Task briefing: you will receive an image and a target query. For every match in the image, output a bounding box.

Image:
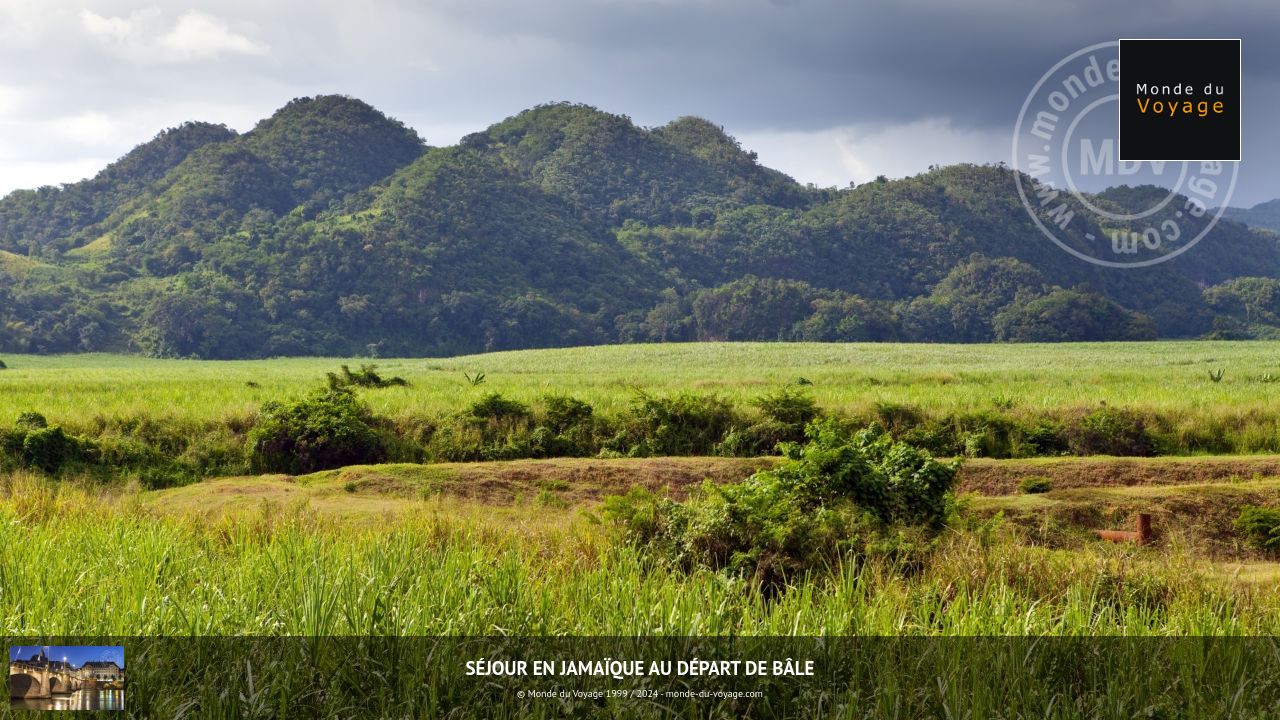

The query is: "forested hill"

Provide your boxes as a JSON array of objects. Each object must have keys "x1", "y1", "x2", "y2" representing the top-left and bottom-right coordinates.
[
  {"x1": 1223, "y1": 199, "x2": 1280, "y2": 234},
  {"x1": 2, "y1": 95, "x2": 1280, "y2": 358}
]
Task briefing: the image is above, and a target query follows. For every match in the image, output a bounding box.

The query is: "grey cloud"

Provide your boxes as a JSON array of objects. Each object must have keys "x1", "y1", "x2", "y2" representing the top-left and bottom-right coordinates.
[{"x1": 0, "y1": 0, "x2": 1276, "y2": 203}]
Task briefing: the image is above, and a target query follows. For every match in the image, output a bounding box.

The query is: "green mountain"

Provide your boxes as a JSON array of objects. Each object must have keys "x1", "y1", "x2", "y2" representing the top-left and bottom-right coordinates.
[
  {"x1": 1222, "y1": 199, "x2": 1280, "y2": 234},
  {"x1": 2, "y1": 97, "x2": 1279, "y2": 357},
  {"x1": 0, "y1": 121, "x2": 236, "y2": 255}
]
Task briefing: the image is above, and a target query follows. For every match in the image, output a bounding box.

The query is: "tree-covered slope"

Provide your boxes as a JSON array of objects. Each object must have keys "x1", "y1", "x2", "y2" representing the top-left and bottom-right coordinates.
[
  {"x1": 0, "y1": 122, "x2": 237, "y2": 255},
  {"x1": 465, "y1": 103, "x2": 815, "y2": 225},
  {"x1": 2, "y1": 96, "x2": 1279, "y2": 357},
  {"x1": 1222, "y1": 199, "x2": 1280, "y2": 234}
]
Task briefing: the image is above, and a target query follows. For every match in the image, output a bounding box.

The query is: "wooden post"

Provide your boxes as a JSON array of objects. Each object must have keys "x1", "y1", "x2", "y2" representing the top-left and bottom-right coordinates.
[
  {"x1": 1097, "y1": 513, "x2": 1154, "y2": 545},
  {"x1": 1135, "y1": 513, "x2": 1152, "y2": 545}
]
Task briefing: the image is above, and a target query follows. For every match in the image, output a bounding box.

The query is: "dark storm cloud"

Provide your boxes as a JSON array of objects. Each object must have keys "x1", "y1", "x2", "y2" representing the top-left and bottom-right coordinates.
[
  {"x1": 0, "y1": 0, "x2": 1276, "y2": 203},
  {"x1": 407, "y1": 0, "x2": 1280, "y2": 130}
]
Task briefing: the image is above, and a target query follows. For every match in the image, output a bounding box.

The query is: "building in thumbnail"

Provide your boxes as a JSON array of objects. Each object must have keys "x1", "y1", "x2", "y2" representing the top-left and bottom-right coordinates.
[{"x1": 80, "y1": 661, "x2": 123, "y2": 683}]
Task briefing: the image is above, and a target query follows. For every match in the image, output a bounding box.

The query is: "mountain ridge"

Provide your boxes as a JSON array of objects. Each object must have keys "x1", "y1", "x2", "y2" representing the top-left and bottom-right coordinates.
[
  {"x1": 1, "y1": 95, "x2": 1278, "y2": 357},
  {"x1": 1222, "y1": 198, "x2": 1280, "y2": 234}
]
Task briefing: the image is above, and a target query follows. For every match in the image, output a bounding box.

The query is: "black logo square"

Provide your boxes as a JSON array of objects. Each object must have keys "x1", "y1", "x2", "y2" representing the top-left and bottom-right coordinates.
[{"x1": 1119, "y1": 39, "x2": 1240, "y2": 161}]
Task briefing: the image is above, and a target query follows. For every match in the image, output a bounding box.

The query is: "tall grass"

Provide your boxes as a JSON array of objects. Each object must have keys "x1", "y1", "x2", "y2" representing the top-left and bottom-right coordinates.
[{"x1": 2, "y1": 474, "x2": 1276, "y2": 638}]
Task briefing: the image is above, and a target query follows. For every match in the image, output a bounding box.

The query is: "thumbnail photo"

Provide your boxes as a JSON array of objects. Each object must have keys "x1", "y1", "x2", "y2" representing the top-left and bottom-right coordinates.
[{"x1": 9, "y1": 646, "x2": 125, "y2": 712}]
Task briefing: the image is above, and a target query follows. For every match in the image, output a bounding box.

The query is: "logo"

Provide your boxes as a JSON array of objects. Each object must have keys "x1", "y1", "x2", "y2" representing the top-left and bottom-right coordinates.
[{"x1": 1012, "y1": 41, "x2": 1238, "y2": 268}]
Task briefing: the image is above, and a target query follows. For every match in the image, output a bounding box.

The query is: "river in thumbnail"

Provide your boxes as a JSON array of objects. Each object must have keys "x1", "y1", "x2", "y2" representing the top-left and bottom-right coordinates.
[{"x1": 10, "y1": 689, "x2": 125, "y2": 711}]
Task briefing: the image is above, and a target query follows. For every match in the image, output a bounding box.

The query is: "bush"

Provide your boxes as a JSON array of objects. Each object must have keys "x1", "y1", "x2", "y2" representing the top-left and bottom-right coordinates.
[
  {"x1": 604, "y1": 420, "x2": 959, "y2": 592},
  {"x1": 1064, "y1": 406, "x2": 1155, "y2": 456},
  {"x1": 872, "y1": 402, "x2": 925, "y2": 434},
  {"x1": 1019, "y1": 476, "x2": 1053, "y2": 494},
  {"x1": 752, "y1": 387, "x2": 819, "y2": 428},
  {"x1": 718, "y1": 387, "x2": 822, "y2": 455},
  {"x1": 1234, "y1": 506, "x2": 1280, "y2": 555},
  {"x1": 468, "y1": 393, "x2": 531, "y2": 422},
  {"x1": 249, "y1": 389, "x2": 390, "y2": 474},
  {"x1": 542, "y1": 395, "x2": 593, "y2": 433},
  {"x1": 716, "y1": 419, "x2": 796, "y2": 457},
  {"x1": 16, "y1": 411, "x2": 48, "y2": 430},
  {"x1": 21, "y1": 425, "x2": 95, "y2": 474},
  {"x1": 608, "y1": 392, "x2": 740, "y2": 457},
  {"x1": 326, "y1": 364, "x2": 408, "y2": 390},
  {"x1": 0, "y1": 359, "x2": 7, "y2": 369},
  {"x1": 1, "y1": 412, "x2": 96, "y2": 474},
  {"x1": 1017, "y1": 418, "x2": 1068, "y2": 456},
  {"x1": 952, "y1": 411, "x2": 1018, "y2": 458}
]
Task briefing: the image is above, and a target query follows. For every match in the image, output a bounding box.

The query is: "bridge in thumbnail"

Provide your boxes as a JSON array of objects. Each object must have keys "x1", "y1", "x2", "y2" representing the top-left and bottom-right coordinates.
[{"x1": 9, "y1": 648, "x2": 124, "y2": 700}]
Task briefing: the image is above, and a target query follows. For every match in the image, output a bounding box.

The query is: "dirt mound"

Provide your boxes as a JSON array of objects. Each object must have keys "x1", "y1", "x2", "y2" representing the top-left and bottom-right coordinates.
[{"x1": 958, "y1": 456, "x2": 1280, "y2": 495}]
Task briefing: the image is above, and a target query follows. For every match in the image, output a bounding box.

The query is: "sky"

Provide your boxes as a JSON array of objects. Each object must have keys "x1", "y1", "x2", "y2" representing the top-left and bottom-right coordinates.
[
  {"x1": 0, "y1": 0, "x2": 1277, "y2": 206},
  {"x1": 9, "y1": 645, "x2": 125, "y2": 669}
]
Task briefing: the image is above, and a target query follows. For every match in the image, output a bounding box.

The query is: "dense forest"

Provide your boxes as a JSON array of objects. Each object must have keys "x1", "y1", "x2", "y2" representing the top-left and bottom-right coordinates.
[{"x1": 2, "y1": 95, "x2": 1280, "y2": 358}]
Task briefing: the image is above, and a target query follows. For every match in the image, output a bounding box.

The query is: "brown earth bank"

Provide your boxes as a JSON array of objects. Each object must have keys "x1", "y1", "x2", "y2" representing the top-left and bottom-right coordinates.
[
  {"x1": 142, "y1": 454, "x2": 1280, "y2": 562},
  {"x1": 317, "y1": 454, "x2": 1280, "y2": 501},
  {"x1": 155, "y1": 454, "x2": 1280, "y2": 512},
  {"x1": 957, "y1": 455, "x2": 1280, "y2": 495}
]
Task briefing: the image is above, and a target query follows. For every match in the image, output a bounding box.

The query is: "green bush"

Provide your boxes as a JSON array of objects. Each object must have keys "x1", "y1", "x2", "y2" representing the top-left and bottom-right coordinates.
[
  {"x1": 249, "y1": 389, "x2": 390, "y2": 474},
  {"x1": 718, "y1": 387, "x2": 822, "y2": 455},
  {"x1": 542, "y1": 395, "x2": 593, "y2": 433},
  {"x1": 872, "y1": 402, "x2": 925, "y2": 434},
  {"x1": 21, "y1": 425, "x2": 94, "y2": 474},
  {"x1": 326, "y1": 364, "x2": 408, "y2": 390},
  {"x1": 1065, "y1": 406, "x2": 1155, "y2": 456},
  {"x1": 604, "y1": 420, "x2": 959, "y2": 592},
  {"x1": 952, "y1": 411, "x2": 1018, "y2": 458},
  {"x1": 468, "y1": 393, "x2": 531, "y2": 422},
  {"x1": 716, "y1": 419, "x2": 796, "y2": 457},
  {"x1": 1017, "y1": 418, "x2": 1068, "y2": 456},
  {"x1": 1234, "y1": 506, "x2": 1280, "y2": 555},
  {"x1": 16, "y1": 411, "x2": 48, "y2": 430},
  {"x1": 752, "y1": 387, "x2": 819, "y2": 428},
  {"x1": 608, "y1": 391, "x2": 740, "y2": 457},
  {"x1": 1019, "y1": 476, "x2": 1053, "y2": 494},
  {"x1": 0, "y1": 427, "x2": 24, "y2": 464}
]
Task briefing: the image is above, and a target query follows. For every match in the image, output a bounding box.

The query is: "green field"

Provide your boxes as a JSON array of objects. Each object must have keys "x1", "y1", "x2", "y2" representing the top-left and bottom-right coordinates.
[
  {"x1": 3, "y1": 467, "x2": 1278, "y2": 638},
  {"x1": 3, "y1": 339, "x2": 1280, "y2": 424},
  {"x1": 3, "y1": 343, "x2": 1280, "y2": 641}
]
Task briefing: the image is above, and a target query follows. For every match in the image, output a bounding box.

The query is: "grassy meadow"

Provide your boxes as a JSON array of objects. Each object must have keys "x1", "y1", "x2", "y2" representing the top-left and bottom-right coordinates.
[
  {"x1": 3, "y1": 342, "x2": 1280, "y2": 646},
  {"x1": 3, "y1": 470, "x2": 1278, "y2": 638},
  {"x1": 4, "y1": 341, "x2": 1280, "y2": 427}
]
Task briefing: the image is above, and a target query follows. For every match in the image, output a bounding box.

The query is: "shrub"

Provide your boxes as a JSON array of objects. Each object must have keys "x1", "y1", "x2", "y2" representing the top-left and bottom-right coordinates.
[
  {"x1": 542, "y1": 395, "x2": 594, "y2": 434},
  {"x1": 468, "y1": 393, "x2": 531, "y2": 422},
  {"x1": 523, "y1": 425, "x2": 577, "y2": 459},
  {"x1": 16, "y1": 411, "x2": 48, "y2": 430},
  {"x1": 326, "y1": 364, "x2": 408, "y2": 390},
  {"x1": 0, "y1": 359, "x2": 7, "y2": 369},
  {"x1": 952, "y1": 412, "x2": 1018, "y2": 458},
  {"x1": 608, "y1": 392, "x2": 739, "y2": 457},
  {"x1": 872, "y1": 402, "x2": 925, "y2": 434},
  {"x1": 718, "y1": 387, "x2": 822, "y2": 455},
  {"x1": 1017, "y1": 418, "x2": 1068, "y2": 456},
  {"x1": 604, "y1": 420, "x2": 959, "y2": 592},
  {"x1": 752, "y1": 387, "x2": 819, "y2": 428},
  {"x1": 1019, "y1": 476, "x2": 1053, "y2": 494},
  {"x1": 21, "y1": 426, "x2": 94, "y2": 474},
  {"x1": 716, "y1": 419, "x2": 796, "y2": 457},
  {"x1": 1234, "y1": 506, "x2": 1280, "y2": 555},
  {"x1": 249, "y1": 389, "x2": 389, "y2": 474},
  {"x1": 1064, "y1": 406, "x2": 1155, "y2": 456},
  {"x1": 0, "y1": 428, "x2": 23, "y2": 464}
]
